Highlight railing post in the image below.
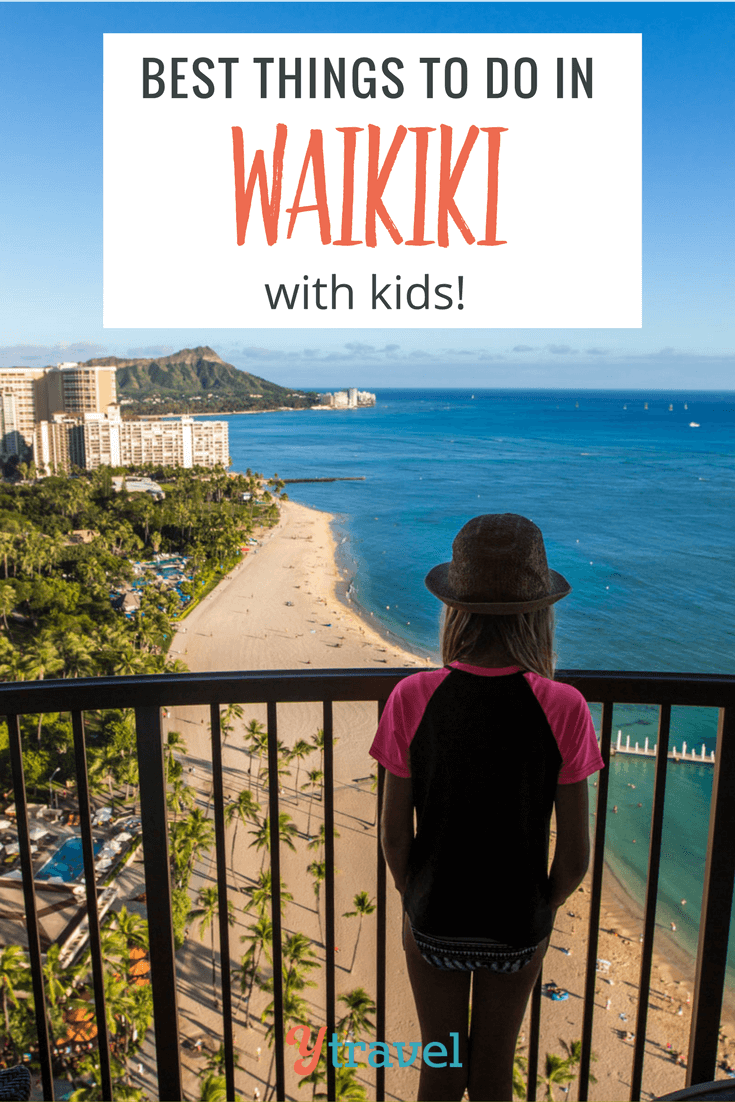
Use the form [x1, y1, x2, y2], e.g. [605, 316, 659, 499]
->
[526, 973, 542, 1101]
[6, 714, 54, 1102]
[579, 700, 614, 1101]
[630, 704, 671, 1101]
[688, 705, 735, 1085]
[376, 719, 387, 1102]
[266, 700, 286, 1101]
[210, 702, 236, 1101]
[134, 705, 182, 1101]
[71, 710, 114, 1102]
[323, 701, 336, 1102]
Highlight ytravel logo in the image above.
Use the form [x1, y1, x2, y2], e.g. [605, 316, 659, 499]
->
[285, 1025, 462, 1073]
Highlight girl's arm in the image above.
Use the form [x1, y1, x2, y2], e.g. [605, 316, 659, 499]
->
[380, 771, 414, 895]
[547, 778, 591, 910]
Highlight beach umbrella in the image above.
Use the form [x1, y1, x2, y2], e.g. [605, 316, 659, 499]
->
[64, 1007, 97, 1043]
[28, 825, 48, 841]
[0, 819, 12, 829]
[96, 857, 112, 869]
[6, 842, 19, 854]
[96, 807, 113, 820]
[116, 831, 132, 841]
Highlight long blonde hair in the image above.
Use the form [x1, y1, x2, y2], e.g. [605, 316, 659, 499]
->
[440, 605, 557, 678]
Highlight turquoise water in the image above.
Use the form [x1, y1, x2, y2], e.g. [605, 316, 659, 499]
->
[36, 837, 102, 882]
[217, 388, 735, 981]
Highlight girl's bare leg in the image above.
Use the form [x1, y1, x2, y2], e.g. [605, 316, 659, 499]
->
[404, 915, 471, 1101]
[467, 938, 549, 1101]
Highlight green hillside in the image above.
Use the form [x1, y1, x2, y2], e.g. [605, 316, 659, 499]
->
[85, 346, 317, 414]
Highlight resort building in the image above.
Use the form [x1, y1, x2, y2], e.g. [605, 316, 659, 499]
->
[0, 367, 46, 454]
[35, 409, 229, 471]
[0, 392, 22, 459]
[317, 388, 376, 408]
[42, 362, 117, 417]
[0, 362, 117, 458]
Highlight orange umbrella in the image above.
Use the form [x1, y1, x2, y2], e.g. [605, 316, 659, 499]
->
[63, 1007, 98, 1043]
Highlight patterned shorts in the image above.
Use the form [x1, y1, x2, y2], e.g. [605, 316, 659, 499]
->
[410, 927, 540, 973]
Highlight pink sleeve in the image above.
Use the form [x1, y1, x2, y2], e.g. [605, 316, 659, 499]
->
[369, 668, 450, 778]
[525, 673, 605, 784]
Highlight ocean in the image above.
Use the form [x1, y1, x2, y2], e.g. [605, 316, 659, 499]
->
[222, 387, 735, 983]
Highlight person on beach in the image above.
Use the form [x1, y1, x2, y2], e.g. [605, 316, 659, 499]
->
[370, 514, 604, 1101]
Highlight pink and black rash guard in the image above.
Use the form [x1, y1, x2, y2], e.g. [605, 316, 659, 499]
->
[370, 662, 604, 947]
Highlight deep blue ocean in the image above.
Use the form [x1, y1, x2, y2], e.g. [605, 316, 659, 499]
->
[219, 388, 735, 981]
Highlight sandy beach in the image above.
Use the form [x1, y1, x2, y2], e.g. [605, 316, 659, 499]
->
[158, 499, 735, 1102]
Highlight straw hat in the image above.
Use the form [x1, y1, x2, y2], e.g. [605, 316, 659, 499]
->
[424, 513, 571, 614]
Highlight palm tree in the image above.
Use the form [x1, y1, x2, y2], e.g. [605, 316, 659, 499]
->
[22, 632, 61, 742]
[337, 988, 376, 1040]
[165, 729, 188, 757]
[244, 720, 268, 790]
[282, 932, 320, 989]
[191, 887, 236, 1006]
[182, 809, 216, 876]
[239, 914, 272, 1020]
[342, 892, 376, 972]
[306, 822, 340, 855]
[42, 943, 78, 1034]
[307, 859, 326, 941]
[0, 583, 15, 632]
[537, 1052, 576, 1101]
[198, 1071, 240, 1102]
[225, 789, 261, 878]
[302, 769, 324, 836]
[59, 632, 95, 679]
[220, 701, 244, 743]
[0, 945, 28, 1061]
[233, 948, 256, 1017]
[248, 813, 298, 870]
[288, 739, 313, 797]
[315, 1065, 368, 1102]
[242, 869, 293, 917]
[111, 905, 149, 973]
[260, 740, 293, 794]
[300, 1043, 368, 1102]
[204, 1042, 242, 1075]
[559, 1039, 597, 1089]
[513, 1042, 528, 1100]
[167, 775, 195, 821]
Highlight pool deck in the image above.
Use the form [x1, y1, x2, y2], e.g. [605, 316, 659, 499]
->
[0, 812, 145, 960]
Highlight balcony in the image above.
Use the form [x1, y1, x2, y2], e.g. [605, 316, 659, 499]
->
[1, 668, 734, 1102]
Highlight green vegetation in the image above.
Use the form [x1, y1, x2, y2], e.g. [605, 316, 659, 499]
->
[85, 345, 320, 416]
[0, 464, 286, 797]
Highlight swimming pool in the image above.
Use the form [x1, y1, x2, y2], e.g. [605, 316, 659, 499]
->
[36, 837, 103, 882]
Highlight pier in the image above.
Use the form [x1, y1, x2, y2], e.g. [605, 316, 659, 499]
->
[612, 730, 715, 764]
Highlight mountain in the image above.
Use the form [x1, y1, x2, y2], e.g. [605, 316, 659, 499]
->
[84, 346, 316, 413]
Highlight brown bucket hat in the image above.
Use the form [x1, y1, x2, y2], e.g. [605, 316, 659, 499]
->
[424, 513, 571, 614]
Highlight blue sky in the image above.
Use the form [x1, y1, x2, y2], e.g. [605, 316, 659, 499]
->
[2, 2, 734, 388]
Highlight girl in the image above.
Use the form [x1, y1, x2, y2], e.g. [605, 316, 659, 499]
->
[370, 514, 603, 1101]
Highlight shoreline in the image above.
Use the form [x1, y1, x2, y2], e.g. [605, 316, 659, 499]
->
[328, 513, 438, 664]
[167, 498, 734, 1100]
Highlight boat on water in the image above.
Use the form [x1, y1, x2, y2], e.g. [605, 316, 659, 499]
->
[689, 422, 700, 428]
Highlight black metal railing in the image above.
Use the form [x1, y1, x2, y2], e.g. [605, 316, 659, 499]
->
[2, 669, 734, 1102]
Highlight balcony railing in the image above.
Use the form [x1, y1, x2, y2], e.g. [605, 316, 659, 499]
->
[2, 669, 735, 1102]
